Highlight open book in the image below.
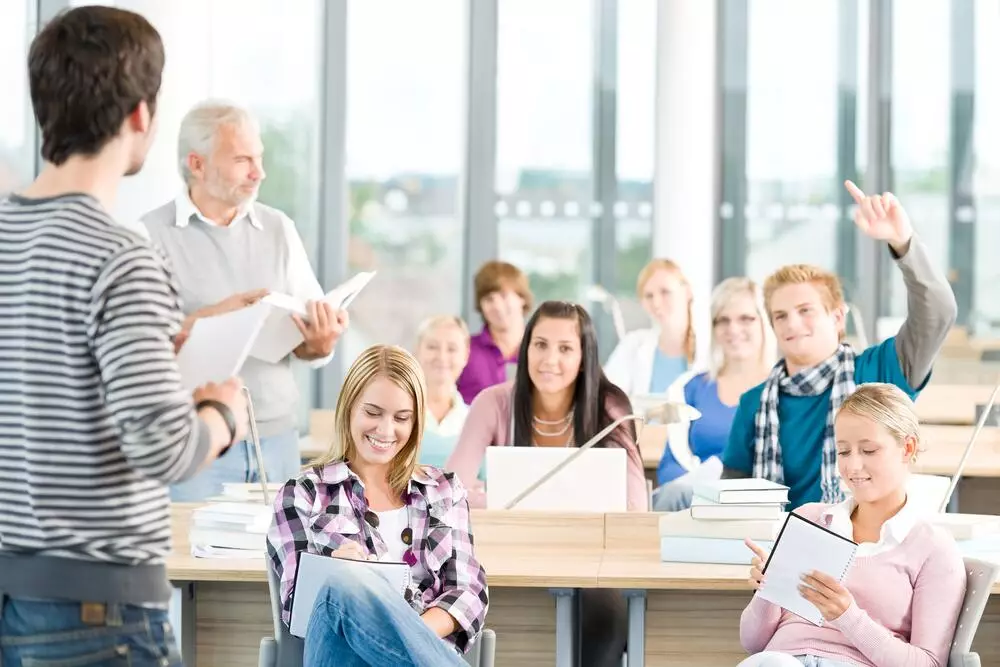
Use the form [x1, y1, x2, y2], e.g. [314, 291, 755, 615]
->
[249, 271, 375, 364]
[289, 552, 410, 638]
[756, 511, 858, 626]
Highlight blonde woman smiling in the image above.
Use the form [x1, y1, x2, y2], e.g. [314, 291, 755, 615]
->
[738, 383, 965, 667]
[267, 345, 488, 666]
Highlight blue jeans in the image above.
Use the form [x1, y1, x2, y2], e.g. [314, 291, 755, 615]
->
[171, 428, 300, 502]
[0, 597, 181, 667]
[651, 477, 695, 512]
[303, 560, 466, 667]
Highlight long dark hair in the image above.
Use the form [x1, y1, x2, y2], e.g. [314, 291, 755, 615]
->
[512, 301, 639, 460]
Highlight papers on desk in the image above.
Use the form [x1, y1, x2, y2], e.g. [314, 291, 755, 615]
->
[189, 502, 272, 557]
[756, 512, 858, 626]
[289, 553, 410, 638]
[249, 271, 375, 363]
[176, 302, 271, 391]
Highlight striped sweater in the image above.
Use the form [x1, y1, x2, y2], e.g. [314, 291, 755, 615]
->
[0, 193, 210, 604]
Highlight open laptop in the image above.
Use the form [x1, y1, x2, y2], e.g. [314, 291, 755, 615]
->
[484, 447, 628, 512]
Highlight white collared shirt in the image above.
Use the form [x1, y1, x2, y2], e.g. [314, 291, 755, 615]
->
[170, 189, 333, 369]
[424, 390, 469, 437]
[821, 494, 920, 557]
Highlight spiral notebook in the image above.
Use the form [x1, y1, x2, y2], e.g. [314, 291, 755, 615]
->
[289, 552, 411, 638]
[756, 511, 858, 626]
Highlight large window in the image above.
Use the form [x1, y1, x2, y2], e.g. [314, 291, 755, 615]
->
[343, 0, 466, 358]
[883, 0, 950, 320]
[974, 0, 1000, 333]
[83, 0, 324, 427]
[495, 0, 595, 308]
[719, 0, 868, 335]
[613, 0, 657, 331]
[0, 0, 36, 194]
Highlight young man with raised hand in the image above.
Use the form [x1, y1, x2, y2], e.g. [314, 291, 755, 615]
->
[721, 181, 958, 509]
[0, 7, 247, 664]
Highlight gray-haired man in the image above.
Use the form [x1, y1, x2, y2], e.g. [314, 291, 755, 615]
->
[142, 100, 346, 501]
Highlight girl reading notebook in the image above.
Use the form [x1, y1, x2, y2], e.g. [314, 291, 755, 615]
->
[738, 383, 966, 667]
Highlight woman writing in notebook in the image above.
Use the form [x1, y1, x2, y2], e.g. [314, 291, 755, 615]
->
[737, 383, 966, 667]
[446, 299, 643, 667]
[266, 345, 488, 667]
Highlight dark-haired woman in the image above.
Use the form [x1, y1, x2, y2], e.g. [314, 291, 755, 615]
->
[446, 300, 643, 667]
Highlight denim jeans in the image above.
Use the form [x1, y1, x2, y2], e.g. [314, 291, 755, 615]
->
[303, 560, 466, 667]
[0, 596, 181, 667]
[651, 477, 695, 512]
[170, 428, 300, 502]
[737, 652, 859, 667]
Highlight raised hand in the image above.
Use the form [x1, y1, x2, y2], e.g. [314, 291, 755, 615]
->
[844, 180, 913, 253]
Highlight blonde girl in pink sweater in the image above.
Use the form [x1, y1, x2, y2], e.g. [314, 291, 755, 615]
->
[738, 383, 966, 667]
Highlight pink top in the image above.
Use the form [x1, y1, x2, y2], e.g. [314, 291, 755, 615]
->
[444, 382, 649, 511]
[740, 502, 967, 667]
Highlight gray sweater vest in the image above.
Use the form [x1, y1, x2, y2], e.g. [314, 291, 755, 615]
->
[142, 199, 300, 438]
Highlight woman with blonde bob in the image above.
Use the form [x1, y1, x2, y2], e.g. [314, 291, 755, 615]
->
[651, 277, 775, 511]
[738, 383, 966, 667]
[266, 345, 489, 667]
[605, 258, 706, 395]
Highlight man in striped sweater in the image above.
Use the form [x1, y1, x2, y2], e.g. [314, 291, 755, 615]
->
[0, 7, 248, 664]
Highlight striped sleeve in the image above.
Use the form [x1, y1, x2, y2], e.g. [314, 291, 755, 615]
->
[88, 244, 210, 483]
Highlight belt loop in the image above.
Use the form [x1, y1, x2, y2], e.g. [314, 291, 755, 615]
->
[105, 602, 123, 627]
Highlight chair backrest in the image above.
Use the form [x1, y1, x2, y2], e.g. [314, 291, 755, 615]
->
[266, 563, 305, 667]
[949, 557, 1000, 667]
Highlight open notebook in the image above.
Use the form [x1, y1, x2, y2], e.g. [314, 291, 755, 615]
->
[756, 511, 858, 626]
[289, 552, 411, 638]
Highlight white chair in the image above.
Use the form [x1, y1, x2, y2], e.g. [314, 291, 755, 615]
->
[948, 557, 1000, 667]
[260, 563, 496, 667]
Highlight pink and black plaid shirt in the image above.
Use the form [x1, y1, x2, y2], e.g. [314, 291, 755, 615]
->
[266, 461, 489, 653]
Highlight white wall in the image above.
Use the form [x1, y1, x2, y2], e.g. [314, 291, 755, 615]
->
[653, 0, 719, 355]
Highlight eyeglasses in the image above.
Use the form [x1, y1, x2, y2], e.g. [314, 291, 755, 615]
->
[713, 315, 759, 328]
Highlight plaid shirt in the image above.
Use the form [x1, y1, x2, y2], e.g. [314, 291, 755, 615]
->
[266, 461, 489, 653]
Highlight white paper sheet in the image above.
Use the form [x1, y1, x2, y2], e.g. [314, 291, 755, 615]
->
[176, 302, 271, 391]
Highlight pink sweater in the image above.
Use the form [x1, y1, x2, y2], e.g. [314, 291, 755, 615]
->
[740, 503, 967, 667]
[444, 382, 649, 511]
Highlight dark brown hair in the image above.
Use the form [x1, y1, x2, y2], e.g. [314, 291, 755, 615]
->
[28, 6, 164, 165]
[512, 301, 641, 468]
[473, 260, 533, 315]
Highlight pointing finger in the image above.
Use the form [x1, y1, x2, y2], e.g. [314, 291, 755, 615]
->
[844, 180, 866, 205]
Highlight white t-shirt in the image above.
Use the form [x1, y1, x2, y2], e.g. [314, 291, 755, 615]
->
[375, 507, 410, 562]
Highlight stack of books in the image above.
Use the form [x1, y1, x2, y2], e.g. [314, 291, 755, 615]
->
[189, 502, 273, 559]
[659, 478, 789, 565]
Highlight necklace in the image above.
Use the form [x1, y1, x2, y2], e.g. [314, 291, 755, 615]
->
[532, 419, 572, 437]
[532, 412, 572, 425]
[532, 426, 574, 446]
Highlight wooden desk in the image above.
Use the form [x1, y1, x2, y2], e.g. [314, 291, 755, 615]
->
[916, 384, 998, 425]
[168, 505, 603, 667]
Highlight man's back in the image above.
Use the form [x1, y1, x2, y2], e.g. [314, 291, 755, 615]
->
[0, 193, 208, 603]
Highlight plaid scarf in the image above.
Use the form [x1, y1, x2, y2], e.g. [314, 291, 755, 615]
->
[753, 343, 856, 503]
